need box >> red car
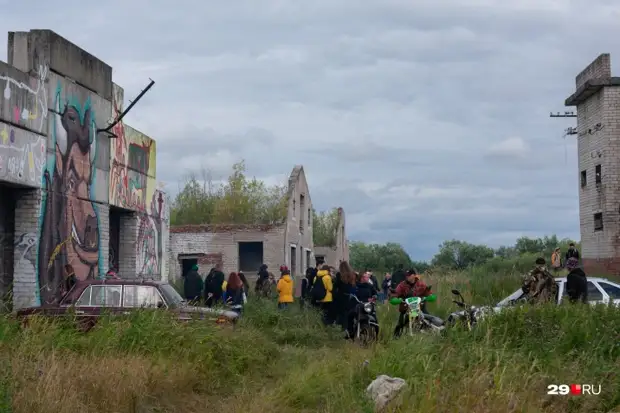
[17,278,239,330]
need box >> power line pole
[549,111,577,136]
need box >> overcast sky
[3,0,617,260]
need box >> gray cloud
[2,0,604,260]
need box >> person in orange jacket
[277,268,294,309]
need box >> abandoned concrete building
[565,53,620,276]
[0,29,169,310]
[169,166,317,284]
[314,207,350,268]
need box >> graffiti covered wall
[37,72,111,305]
[109,84,167,280]
[0,62,48,188]
[2,30,167,308]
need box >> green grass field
[1,269,619,413]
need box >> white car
[447,277,620,323]
[496,277,620,307]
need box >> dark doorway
[238,242,263,273]
[181,258,198,278]
[0,185,16,311]
[290,245,297,276]
[109,207,122,271]
[109,207,134,275]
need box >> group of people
[550,242,581,273]
[182,263,250,313]
[294,261,435,339]
[522,251,588,304]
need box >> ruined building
[565,53,620,275]
[169,166,315,284]
[0,29,169,310]
[314,207,350,268]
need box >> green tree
[349,241,427,273]
[431,239,494,270]
[312,208,340,246]
[170,160,288,225]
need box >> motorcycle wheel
[359,324,378,347]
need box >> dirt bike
[389,293,445,335]
[347,294,380,346]
[446,289,482,330]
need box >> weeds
[1,272,619,412]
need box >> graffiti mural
[37,83,102,305]
[0,124,46,187]
[136,189,165,277]
[109,85,157,211]
[0,64,48,133]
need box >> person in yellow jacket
[277,268,294,309]
[312,264,333,324]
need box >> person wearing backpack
[311,264,333,324]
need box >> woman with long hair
[331,261,357,328]
[226,272,245,314]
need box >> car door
[122,285,167,310]
[74,285,123,320]
[555,280,564,304]
[585,281,607,305]
[594,280,620,306]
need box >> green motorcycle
[389,294,445,335]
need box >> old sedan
[17,278,239,330]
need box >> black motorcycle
[347,294,380,346]
[447,289,483,330]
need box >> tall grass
[0,269,618,412]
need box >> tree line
[349,235,579,274]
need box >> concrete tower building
[565,54,620,275]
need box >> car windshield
[496,288,524,307]
[159,284,186,307]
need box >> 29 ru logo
[547,384,601,396]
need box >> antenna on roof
[549,111,576,118]
[98,78,156,138]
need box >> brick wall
[169,224,286,281]
[569,53,620,276]
[12,189,41,308]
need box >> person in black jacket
[565,243,580,262]
[183,264,204,303]
[355,272,378,303]
[204,264,225,307]
[301,267,317,308]
[390,264,406,294]
[238,271,250,294]
[565,257,587,303]
[381,273,391,303]
[226,272,245,314]
[255,264,271,297]
[345,272,377,338]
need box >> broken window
[299,194,305,233]
[595,164,602,184]
[594,212,603,231]
[580,170,587,187]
